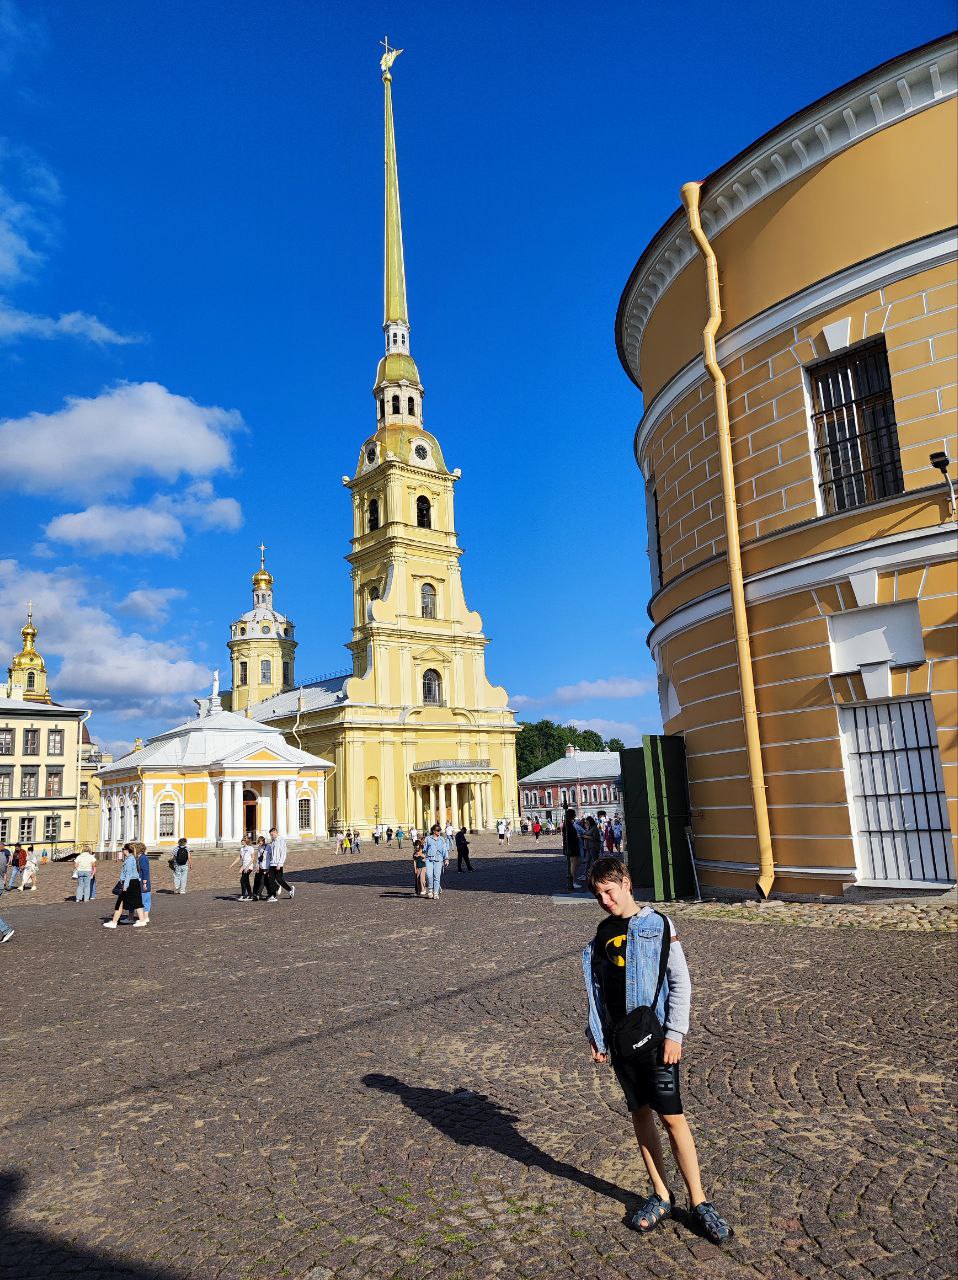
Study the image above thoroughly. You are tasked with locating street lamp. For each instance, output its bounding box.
[929,451,957,520]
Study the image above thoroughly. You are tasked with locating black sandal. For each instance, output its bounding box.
[627,1192,673,1233]
[691,1200,734,1243]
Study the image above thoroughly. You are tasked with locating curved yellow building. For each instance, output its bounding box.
[617,35,957,895]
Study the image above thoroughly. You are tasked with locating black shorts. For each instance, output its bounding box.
[611,1053,683,1116]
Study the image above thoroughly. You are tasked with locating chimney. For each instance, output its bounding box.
[564,744,576,758]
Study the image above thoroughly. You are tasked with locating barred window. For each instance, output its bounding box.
[239,661,248,686]
[23,729,40,755]
[298,797,312,830]
[421,582,437,618]
[260,658,272,684]
[158,802,176,839]
[809,338,904,514]
[422,669,442,705]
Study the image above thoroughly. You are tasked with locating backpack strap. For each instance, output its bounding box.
[649,911,671,1008]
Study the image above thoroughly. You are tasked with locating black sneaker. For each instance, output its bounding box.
[691,1201,733,1243]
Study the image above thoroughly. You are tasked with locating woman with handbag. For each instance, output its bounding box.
[582,856,732,1244]
[102,842,148,928]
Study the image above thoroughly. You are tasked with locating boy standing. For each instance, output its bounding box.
[582,856,732,1243]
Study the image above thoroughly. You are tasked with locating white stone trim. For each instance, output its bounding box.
[619,37,958,384]
[648,524,958,656]
[694,857,857,879]
[634,228,958,465]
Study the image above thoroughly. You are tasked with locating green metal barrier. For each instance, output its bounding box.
[620,735,696,901]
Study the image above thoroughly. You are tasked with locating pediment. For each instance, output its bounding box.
[413,645,449,664]
[237,748,287,764]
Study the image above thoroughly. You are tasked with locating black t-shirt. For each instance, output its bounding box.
[592,913,634,1027]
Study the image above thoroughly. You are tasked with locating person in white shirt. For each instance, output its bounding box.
[74,849,96,902]
[230,837,256,901]
[496,818,506,845]
[265,828,294,901]
[444,820,454,841]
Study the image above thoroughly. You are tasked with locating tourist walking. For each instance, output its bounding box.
[74,849,96,902]
[170,838,191,893]
[422,824,449,900]
[396,826,405,850]
[252,836,269,899]
[231,836,256,900]
[103,842,148,928]
[6,844,25,890]
[0,841,10,890]
[135,842,152,920]
[496,818,506,845]
[386,826,394,846]
[613,816,623,853]
[562,808,581,891]
[583,856,733,1243]
[412,838,427,897]
[455,827,473,872]
[532,818,541,843]
[20,847,39,891]
[265,827,294,901]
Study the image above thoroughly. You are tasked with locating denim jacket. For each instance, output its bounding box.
[422,834,449,862]
[582,906,691,1055]
[119,852,139,889]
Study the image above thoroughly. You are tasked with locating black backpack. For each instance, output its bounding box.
[175,845,189,866]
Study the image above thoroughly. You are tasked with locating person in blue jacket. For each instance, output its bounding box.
[135,842,152,921]
[421,823,450,900]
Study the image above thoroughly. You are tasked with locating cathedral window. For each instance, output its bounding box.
[391,394,401,414]
[420,583,437,619]
[26,672,35,690]
[379,397,385,419]
[422,669,442,705]
[283,660,291,687]
[416,496,432,528]
[392,332,398,346]
[401,333,406,346]
[368,498,380,531]
[261,659,272,684]
[239,661,248,686]
[407,396,415,416]
[298,797,312,830]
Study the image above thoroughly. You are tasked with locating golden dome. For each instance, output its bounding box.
[252,542,273,591]
[375,352,422,389]
[11,603,45,672]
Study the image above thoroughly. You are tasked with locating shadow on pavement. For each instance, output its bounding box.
[0,1170,179,1280]
[362,1075,635,1209]
[291,856,562,897]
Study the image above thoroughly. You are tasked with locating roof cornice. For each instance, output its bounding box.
[615,33,958,389]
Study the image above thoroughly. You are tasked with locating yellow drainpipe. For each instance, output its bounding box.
[680,182,775,899]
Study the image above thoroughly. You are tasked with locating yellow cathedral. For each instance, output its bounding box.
[223,46,518,834]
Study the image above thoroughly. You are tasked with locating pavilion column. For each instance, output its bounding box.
[428,783,436,825]
[142,784,155,844]
[206,781,217,843]
[450,782,459,830]
[475,783,484,830]
[417,787,425,830]
[483,782,493,828]
[276,778,288,837]
[99,795,109,849]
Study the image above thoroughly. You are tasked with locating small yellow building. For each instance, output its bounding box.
[0,608,92,853]
[616,34,957,895]
[97,688,333,852]
[223,48,518,833]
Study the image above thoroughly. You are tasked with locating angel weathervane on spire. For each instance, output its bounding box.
[380,35,403,79]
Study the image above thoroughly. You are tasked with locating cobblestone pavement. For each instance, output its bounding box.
[1,837,955,1280]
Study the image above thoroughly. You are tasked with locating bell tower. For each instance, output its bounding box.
[341,41,507,721]
[223,545,297,712]
[7,603,52,703]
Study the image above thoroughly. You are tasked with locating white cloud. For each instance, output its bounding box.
[117,587,186,625]
[0,559,210,718]
[570,718,647,746]
[41,482,244,557]
[0,139,57,284]
[45,505,186,556]
[0,2,44,79]
[0,300,139,344]
[513,676,657,707]
[0,382,243,500]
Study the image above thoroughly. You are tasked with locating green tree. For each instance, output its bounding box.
[516,719,625,779]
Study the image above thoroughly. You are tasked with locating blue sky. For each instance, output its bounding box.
[0,0,952,755]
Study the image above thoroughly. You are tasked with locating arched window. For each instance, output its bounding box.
[420,582,437,618]
[422,668,441,705]
[158,802,176,839]
[379,396,385,419]
[239,661,248,686]
[391,394,401,414]
[407,396,415,416]
[416,495,431,528]
[261,658,272,684]
[26,671,35,690]
[401,333,406,346]
[282,660,291,687]
[368,498,379,531]
[392,331,398,346]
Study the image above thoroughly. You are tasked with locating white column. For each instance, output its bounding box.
[259,783,271,833]
[206,781,217,843]
[483,782,493,828]
[475,782,484,830]
[142,784,155,844]
[112,795,122,850]
[229,779,241,841]
[450,781,459,830]
[276,778,288,836]
[99,794,109,849]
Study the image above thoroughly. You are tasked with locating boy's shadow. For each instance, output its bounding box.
[363,1074,635,1210]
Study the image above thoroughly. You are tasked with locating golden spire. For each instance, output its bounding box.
[381,36,408,328]
[252,542,274,594]
[20,600,38,653]
[9,601,51,702]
